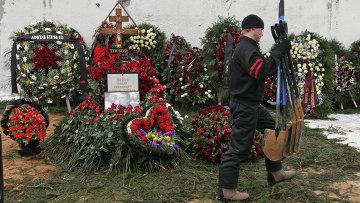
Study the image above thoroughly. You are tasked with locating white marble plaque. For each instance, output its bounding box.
[107,73,139,92]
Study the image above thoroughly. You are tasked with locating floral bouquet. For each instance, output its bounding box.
[335,56,355,93]
[214,30,242,79]
[14,20,87,104]
[263,76,277,106]
[164,42,216,108]
[126,104,180,157]
[189,104,231,163]
[334,55,357,108]
[291,33,326,116]
[129,27,157,52]
[189,104,264,163]
[201,17,242,103]
[1,99,49,147]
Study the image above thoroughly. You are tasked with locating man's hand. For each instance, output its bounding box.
[278,39,291,54]
[270,39,291,61]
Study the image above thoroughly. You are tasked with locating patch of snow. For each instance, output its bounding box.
[306,114,360,151]
[0,91,19,101]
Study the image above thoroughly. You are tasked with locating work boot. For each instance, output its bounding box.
[268,169,296,186]
[216,188,249,202]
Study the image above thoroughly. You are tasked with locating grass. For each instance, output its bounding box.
[4,124,360,202]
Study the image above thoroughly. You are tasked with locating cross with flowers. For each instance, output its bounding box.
[99,4,139,48]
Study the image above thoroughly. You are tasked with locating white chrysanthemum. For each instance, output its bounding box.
[200,84,204,88]
[47,99,53,104]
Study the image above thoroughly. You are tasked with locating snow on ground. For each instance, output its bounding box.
[306,114,360,151]
[0,91,19,101]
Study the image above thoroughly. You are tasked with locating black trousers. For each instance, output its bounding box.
[218,100,282,189]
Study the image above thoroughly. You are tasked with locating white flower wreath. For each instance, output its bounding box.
[291,33,325,98]
[14,20,88,103]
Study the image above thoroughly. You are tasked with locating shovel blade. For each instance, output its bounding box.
[293,119,304,152]
[262,129,288,161]
[282,122,294,157]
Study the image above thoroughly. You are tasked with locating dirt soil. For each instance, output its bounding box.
[1,114,64,190]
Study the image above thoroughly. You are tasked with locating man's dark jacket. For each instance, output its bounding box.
[229,36,279,103]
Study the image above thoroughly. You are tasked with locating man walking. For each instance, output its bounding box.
[217,14,296,201]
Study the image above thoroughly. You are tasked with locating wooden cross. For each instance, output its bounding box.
[100,7,139,48]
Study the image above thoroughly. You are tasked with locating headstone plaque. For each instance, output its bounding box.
[107,73,138,92]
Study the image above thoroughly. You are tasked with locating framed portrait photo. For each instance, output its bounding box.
[104,91,140,109]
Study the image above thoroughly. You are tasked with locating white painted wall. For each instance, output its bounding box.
[1,0,359,95]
